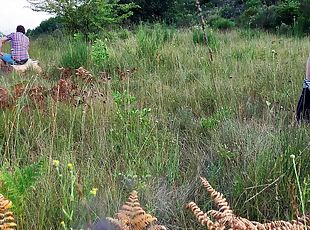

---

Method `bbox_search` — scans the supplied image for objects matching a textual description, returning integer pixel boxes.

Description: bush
[90,39,109,69]
[192,28,219,50]
[211,17,235,30]
[275,0,300,25]
[251,5,279,29]
[60,37,90,69]
[136,23,175,59]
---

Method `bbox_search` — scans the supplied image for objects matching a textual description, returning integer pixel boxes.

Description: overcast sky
[0,0,52,34]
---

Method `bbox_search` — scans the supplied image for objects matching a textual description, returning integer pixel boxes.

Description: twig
[244,174,285,203]
[194,0,213,62]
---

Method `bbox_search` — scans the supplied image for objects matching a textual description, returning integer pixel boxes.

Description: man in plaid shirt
[0,25,29,65]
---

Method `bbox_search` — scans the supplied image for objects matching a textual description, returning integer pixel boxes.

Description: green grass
[0,27,309,229]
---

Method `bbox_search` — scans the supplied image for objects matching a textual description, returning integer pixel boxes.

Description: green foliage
[200,108,233,130]
[136,23,175,59]
[0,161,44,213]
[60,37,90,69]
[90,39,109,69]
[27,16,63,37]
[192,28,219,50]
[119,0,177,22]
[210,17,235,30]
[27,0,137,36]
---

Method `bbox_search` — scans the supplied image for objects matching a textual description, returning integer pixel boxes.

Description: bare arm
[306,53,310,80]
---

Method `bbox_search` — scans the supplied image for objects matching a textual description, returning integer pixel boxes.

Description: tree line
[26,0,310,37]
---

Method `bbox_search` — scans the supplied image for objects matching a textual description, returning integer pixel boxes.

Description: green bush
[90,39,109,69]
[60,37,90,69]
[211,17,235,30]
[192,28,219,50]
[118,29,130,40]
[136,23,175,59]
[251,5,279,29]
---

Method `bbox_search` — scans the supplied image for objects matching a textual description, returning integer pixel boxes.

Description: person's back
[7,31,29,62]
[0,25,30,65]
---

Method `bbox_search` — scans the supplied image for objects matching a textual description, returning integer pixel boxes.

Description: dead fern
[76,67,94,83]
[105,190,167,230]
[0,87,9,109]
[0,194,17,230]
[187,177,310,230]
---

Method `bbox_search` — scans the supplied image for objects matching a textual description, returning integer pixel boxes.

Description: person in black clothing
[296,53,310,122]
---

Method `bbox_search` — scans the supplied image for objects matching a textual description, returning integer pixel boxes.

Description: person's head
[16,25,25,34]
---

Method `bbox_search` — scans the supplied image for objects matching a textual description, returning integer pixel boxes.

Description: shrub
[211,17,235,30]
[251,5,279,29]
[275,0,300,25]
[192,28,219,50]
[60,37,90,69]
[136,23,175,59]
[90,39,109,69]
[118,29,130,40]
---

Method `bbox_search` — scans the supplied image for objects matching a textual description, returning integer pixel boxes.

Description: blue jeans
[1,53,15,65]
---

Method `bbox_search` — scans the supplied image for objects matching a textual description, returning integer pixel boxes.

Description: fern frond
[114,190,161,230]
[106,217,128,230]
[147,224,167,230]
[186,201,223,229]
[187,177,310,230]
[0,194,17,230]
[200,177,233,214]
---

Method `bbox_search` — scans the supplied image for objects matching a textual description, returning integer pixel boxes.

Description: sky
[0,0,52,35]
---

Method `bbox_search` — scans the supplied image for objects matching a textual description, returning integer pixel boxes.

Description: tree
[27,16,63,37]
[118,0,175,22]
[27,0,136,35]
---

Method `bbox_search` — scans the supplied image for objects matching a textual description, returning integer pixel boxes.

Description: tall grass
[0,26,309,229]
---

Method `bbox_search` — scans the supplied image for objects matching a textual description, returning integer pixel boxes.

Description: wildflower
[290,154,295,159]
[67,163,74,170]
[53,160,60,167]
[266,100,271,107]
[60,221,65,227]
[90,188,98,196]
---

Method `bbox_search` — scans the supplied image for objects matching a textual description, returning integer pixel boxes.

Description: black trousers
[296,87,310,122]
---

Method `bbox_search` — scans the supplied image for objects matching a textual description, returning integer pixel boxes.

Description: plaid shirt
[6,32,29,61]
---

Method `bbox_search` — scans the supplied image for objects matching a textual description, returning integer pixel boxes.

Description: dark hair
[16,25,26,34]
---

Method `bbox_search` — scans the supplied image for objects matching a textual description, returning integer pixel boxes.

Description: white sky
[0,0,52,34]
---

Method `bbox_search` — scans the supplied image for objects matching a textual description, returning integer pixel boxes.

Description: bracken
[0,194,17,230]
[187,177,310,230]
[105,190,167,230]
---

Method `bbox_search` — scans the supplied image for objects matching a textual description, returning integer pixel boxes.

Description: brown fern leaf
[115,191,158,230]
[76,67,94,83]
[0,87,9,109]
[58,67,74,79]
[12,83,27,102]
[0,194,17,230]
[186,201,222,229]
[28,85,47,111]
[147,224,167,230]
[200,177,233,215]
[51,79,74,102]
[106,217,129,230]
[207,209,233,224]
[98,71,111,83]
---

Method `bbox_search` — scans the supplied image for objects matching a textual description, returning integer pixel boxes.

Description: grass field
[0,25,309,229]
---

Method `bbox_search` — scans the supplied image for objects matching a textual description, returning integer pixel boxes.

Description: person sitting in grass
[296,53,310,121]
[0,25,29,65]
